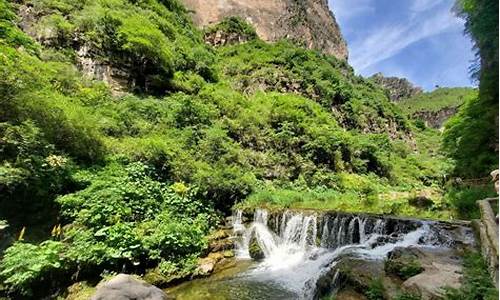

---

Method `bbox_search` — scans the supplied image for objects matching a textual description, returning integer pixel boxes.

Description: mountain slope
[181,0,348,60]
[0,0,459,297]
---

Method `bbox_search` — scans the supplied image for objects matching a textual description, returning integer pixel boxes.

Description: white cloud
[410,0,445,13]
[349,4,464,72]
[329,0,375,21]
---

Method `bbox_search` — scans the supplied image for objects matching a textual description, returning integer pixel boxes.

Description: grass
[444,185,497,219]
[398,87,477,114]
[238,185,456,220]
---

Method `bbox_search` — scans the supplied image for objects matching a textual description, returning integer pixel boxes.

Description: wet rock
[385,248,424,280]
[143,269,170,288]
[403,264,462,299]
[334,257,402,300]
[399,247,464,300]
[91,274,171,300]
[196,252,226,276]
[249,239,264,260]
[208,237,234,252]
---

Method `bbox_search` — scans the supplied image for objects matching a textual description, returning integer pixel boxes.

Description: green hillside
[0,0,496,298]
[398,87,477,114]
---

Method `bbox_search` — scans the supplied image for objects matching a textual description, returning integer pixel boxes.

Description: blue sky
[328,0,476,91]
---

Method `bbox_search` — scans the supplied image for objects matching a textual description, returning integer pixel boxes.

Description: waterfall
[231,209,472,299]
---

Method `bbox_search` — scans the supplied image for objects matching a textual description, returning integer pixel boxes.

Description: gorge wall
[180,0,349,60]
[370,72,423,102]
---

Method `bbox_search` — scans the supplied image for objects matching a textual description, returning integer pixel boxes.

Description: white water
[232,210,447,299]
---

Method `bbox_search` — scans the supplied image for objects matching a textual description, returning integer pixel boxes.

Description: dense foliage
[444,0,499,178]
[444,252,498,300]
[0,0,494,297]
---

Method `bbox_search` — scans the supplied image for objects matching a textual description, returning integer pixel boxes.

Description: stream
[168,209,474,300]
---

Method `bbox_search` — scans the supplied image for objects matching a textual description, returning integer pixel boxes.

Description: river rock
[91,274,171,300]
[196,252,227,276]
[397,247,463,300]
[249,239,265,260]
[385,248,424,280]
[334,256,402,299]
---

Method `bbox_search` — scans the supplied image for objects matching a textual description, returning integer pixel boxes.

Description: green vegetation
[443,0,498,178]
[445,185,497,219]
[398,87,477,114]
[393,292,421,300]
[0,0,496,298]
[385,256,424,280]
[445,251,498,300]
[205,16,257,39]
[365,279,385,300]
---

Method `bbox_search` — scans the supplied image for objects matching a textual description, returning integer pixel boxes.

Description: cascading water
[170,210,474,300]
[231,209,473,299]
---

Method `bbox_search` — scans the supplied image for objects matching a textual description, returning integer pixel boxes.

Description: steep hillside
[180,0,348,60]
[0,0,466,298]
[398,87,478,128]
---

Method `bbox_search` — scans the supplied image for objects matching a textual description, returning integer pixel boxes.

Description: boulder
[408,196,434,209]
[385,248,424,280]
[248,239,264,260]
[196,252,226,276]
[91,274,170,300]
[403,263,462,300]
[397,247,464,300]
[334,256,402,299]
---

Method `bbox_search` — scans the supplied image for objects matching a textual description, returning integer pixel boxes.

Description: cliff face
[180,0,348,60]
[370,73,423,102]
[412,107,460,129]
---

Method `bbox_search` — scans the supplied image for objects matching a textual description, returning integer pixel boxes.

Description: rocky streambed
[168,209,475,300]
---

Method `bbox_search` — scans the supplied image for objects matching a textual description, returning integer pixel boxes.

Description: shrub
[365,278,385,300]
[0,241,68,296]
[444,251,498,300]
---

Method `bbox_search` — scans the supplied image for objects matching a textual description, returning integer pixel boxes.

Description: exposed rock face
[204,30,253,47]
[400,247,464,299]
[412,106,460,129]
[370,73,423,102]
[180,0,348,60]
[91,274,171,300]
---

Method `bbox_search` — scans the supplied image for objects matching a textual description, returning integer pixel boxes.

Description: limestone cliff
[180,0,348,60]
[370,73,423,102]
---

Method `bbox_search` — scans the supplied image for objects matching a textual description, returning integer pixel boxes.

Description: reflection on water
[166,260,297,300]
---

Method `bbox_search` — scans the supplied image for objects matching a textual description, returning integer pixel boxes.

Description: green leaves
[55,161,213,268]
[0,241,67,296]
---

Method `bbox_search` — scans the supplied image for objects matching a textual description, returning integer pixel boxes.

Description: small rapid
[231,209,473,299]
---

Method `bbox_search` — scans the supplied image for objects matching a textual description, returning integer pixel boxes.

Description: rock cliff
[370,72,423,102]
[180,0,348,60]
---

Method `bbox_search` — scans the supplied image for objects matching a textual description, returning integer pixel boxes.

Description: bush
[0,241,68,297]
[56,161,213,269]
[444,185,496,219]
[365,279,385,300]
[444,251,498,300]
